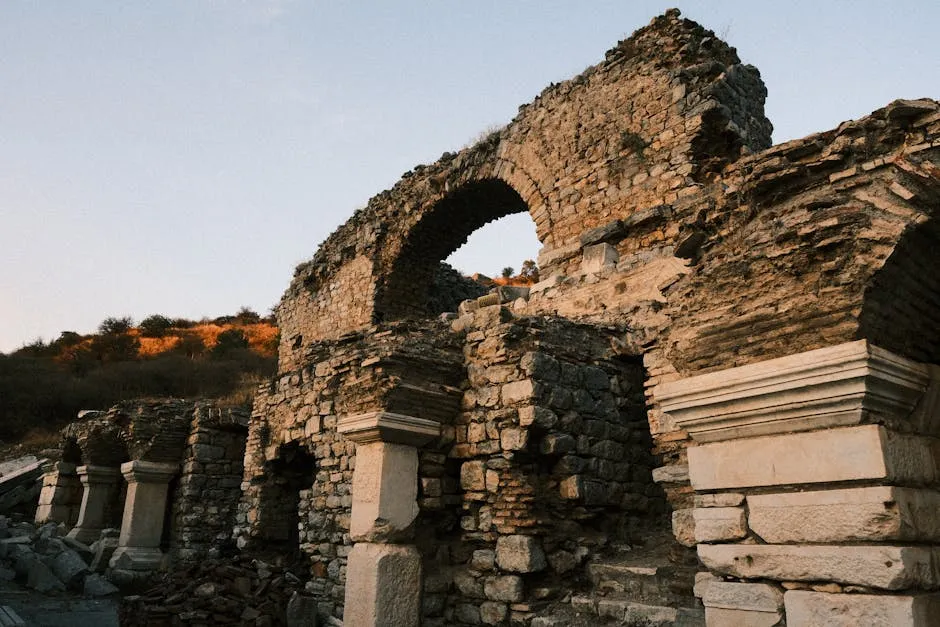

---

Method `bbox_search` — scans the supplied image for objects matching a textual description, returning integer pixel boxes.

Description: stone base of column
[108,546,165,571]
[344,543,421,627]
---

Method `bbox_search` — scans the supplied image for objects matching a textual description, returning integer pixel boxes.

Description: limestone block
[702,581,783,612]
[651,464,689,483]
[687,425,936,490]
[784,590,940,627]
[698,544,940,590]
[704,607,781,627]
[693,507,747,542]
[350,441,419,542]
[581,243,618,274]
[344,543,421,627]
[501,380,538,405]
[496,535,546,573]
[748,486,940,543]
[672,508,696,547]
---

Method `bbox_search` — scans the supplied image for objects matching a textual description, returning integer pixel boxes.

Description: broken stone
[496,535,546,573]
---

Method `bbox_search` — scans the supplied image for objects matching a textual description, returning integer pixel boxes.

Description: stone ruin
[35,9,940,627]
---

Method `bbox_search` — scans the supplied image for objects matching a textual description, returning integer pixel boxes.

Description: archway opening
[859,218,940,364]
[375,178,541,321]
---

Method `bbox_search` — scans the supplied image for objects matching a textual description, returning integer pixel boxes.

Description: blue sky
[1,1,937,352]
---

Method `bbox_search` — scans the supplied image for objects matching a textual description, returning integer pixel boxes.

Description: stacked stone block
[416,310,666,625]
[657,340,940,626]
[170,403,248,561]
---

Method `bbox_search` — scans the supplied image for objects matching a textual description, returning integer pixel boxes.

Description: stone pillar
[655,340,940,627]
[35,462,82,526]
[337,412,440,627]
[65,465,122,544]
[108,461,178,571]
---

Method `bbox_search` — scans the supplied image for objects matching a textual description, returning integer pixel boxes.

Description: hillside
[0,310,278,444]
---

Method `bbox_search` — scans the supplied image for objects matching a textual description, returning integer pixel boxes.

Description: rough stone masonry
[38,8,940,627]
[244,7,940,626]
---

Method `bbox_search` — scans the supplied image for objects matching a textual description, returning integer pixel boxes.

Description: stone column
[337,412,440,627]
[655,340,940,627]
[35,462,82,526]
[108,461,178,571]
[65,465,122,544]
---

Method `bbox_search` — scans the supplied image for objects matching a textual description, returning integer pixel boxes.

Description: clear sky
[1,1,937,353]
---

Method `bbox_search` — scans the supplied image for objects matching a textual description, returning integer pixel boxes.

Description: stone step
[586,561,699,608]
[534,597,705,627]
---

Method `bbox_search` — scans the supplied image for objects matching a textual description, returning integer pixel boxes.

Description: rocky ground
[0,515,120,626]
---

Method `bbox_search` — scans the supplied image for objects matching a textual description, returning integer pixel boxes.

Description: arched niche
[859,217,940,364]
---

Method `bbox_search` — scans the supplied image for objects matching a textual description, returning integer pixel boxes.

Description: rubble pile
[119,556,317,626]
[0,516,118,597]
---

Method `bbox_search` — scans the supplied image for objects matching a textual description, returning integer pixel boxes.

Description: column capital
[655,340,933,443]
[120,461,178,483]
[337,411,440,446]
[76,465,122,482]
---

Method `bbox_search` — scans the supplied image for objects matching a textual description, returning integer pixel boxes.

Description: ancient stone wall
[169,402,248,561]
[231,8,940,627]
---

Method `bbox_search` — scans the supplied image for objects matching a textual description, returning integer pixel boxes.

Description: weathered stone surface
[698,544,940,590]
[748,486,940,543]
[702,581,783,612]
[695,493,744,508]
[687,425,936,490]
[581,243,619,274]
[349,441,420,542]
[672,508,696,547]
[652,464,689,483]
[704,607,781,627]
[496,535,546,573]
[344,543,421,627]
[656,340,930,442]
[483,575,524,602]
[784,590,940,627]
[693,507,747,542]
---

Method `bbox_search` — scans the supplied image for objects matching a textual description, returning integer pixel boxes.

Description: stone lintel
[338,411,440,446]
[120,461,178,483]
[76,465,122,484]
[655,340,929,442]
[784,590,940,627]
[748,486,940,544]
[698,544,940,590]
[687,424,936,490]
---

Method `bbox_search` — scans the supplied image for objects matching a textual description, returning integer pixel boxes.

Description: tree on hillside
[98,316,134,335]
[89,332,140,363]
[235,307,261,323]
[501,266,515,278]
[175,334,206,359]
[520,259,539,282]
[212,329,249,358]
[140,315,173,338]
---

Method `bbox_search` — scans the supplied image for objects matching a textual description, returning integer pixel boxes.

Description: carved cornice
[337,411,441,446]
[655,340,932,442]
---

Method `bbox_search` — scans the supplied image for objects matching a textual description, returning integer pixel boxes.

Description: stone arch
[859,216,940,364]
[374,176,541,321]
